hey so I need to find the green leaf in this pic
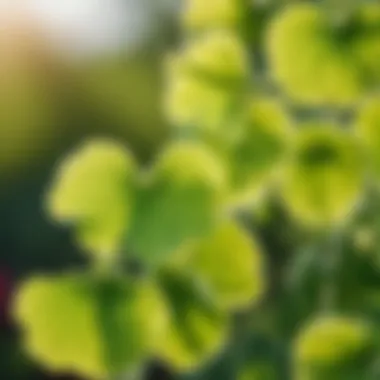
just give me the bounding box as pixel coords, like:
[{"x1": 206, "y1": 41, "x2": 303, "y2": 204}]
[
  {"x1": 13, "y1": 274, "x2": 168, "y2": 379},
  {"x1": 180, "y1": 221, "x2": 266, "y2": 311},
  {"x1": 225, "y1": 98, "x2": 290, "y2": 206},
  {"x1": 293, "y1": 316, "x2": 375, "y2": 380},
  {"x1": 156, "y1": 269, "x2": 229, "y2": 372},
  {"x1": 126, "y1": 142, "x2": 227, "y2": 265},
  {"x1": 165, "y1": 31, "x2": 249, "y2": 133},
  {"x1": 281, "y1": 125, "x2": 365, "y2": 226},
  {"x1": 356, "y1": 96, "x2": 380, "y2": 182},
  {"x1": 352, "y1": 4, "x2": 380, "y2": 82},
  {"x1": 182, "y1": 0, "x2": 245, "y2": 32},
  {"x1": 265, "y1": 3, "x2": 365, "y2": 105},
  {"x1": 46, "y1": 139, "x2": 136, "y2": 259}
]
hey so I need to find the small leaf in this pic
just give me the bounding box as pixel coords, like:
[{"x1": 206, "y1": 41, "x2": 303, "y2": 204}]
[
  {"x1": 13, "y1": 274, "x2": 168, "y2": 379},
  {"x1": 181, "y1": 221, "x2": 266, "y2": 311},
  {"x1": 46, "y1": 139, "x2": 135, "y2": 259},
  {"x1": 126, "y1": 142, "x2": 226, "y2": 265},
  {"x1": 156, "y1": 269, "x2": 229, "y2": 372}
]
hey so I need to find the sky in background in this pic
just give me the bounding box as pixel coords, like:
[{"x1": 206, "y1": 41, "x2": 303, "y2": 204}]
[{"x1": 1, "y1": 0, "x2": 178, "y2": 60}]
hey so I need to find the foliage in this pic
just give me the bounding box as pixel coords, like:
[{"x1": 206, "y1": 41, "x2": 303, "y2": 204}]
[{"x1": 12, "y1": 1, "x2": 380, "y2": 380}]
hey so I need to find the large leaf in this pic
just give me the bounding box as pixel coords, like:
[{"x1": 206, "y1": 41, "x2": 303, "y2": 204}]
[
  {"x1": 156, "y1": 269, "x2": 229, "y2": 372},
  {"x1": 280, "y1": 126, "x2": 365, "y2": 226},
  {"x1": 180, "y1": 221, "x2": 266, "y2": 310},
  {"x1": 13, "y1": 274, "x2": 168, "y2": 379},
  {"x1": 265, "y1": 3, "x2": 366, "y2": 105},
  {"x1": 46, "y1": 139, "x2": 135, "y2": 259},
  {"x1": 126, "y1": 142, "x2": 226, "y2": 265}
]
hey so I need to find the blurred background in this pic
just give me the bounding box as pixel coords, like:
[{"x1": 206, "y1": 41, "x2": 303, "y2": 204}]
[
  {"x1": 4, "y1": 1, "x2": 380, "y2": 380},
  {"x1": 0, "y1": 1, "x2": 178, "y2": 378}
]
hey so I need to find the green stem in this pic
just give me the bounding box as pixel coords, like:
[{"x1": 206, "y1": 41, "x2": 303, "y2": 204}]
[
  {"x1": 92, "y1": 252, "x2": 121, "y2": 277},
  {"x1": 319, "y1": 228, "x2": 343, "y2": 312}
]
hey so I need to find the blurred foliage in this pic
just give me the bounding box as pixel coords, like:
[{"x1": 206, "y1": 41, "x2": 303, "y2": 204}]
[{"x1": 5, "y1": 1, "x2": 380, "y2": 380}]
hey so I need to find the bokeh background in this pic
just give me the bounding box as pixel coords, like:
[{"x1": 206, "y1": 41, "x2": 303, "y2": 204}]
[
  {"x1": 3, "y1": 1, "x2": 380, "y2": 380},
  {"x1": 0, "y1": 1, "x2": 177, "y2": 378}
]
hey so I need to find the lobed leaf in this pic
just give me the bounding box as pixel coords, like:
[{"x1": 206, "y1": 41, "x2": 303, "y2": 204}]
[
  {"x1": 13, "y1": 274, "x2": 168, "y2": 379},
  {"x1": 46, "y1": 139, "x2": 135, "y2": 259},
  {"x1": 126, "y1": 142, "x2": 227, "y2": 265}
]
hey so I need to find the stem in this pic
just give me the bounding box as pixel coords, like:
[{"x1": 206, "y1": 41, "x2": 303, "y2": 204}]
[
  {"x1": 319, "y1": 228, "x2": 343, "y2": 312},
  {"x1": 92, "y1": 251, "x2": 121, "y2": 277}
]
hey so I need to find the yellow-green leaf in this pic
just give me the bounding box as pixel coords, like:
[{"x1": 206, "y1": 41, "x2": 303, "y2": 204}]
[
  {"x1": 13, "y1": 274, "x2": 168, "y2": 379},
  {"x1": 182, "y1": 0, "x2": 244, "y2": 32},
  {"x1": 165, "y1": 31, "x2": 249, "y2": 132},
  {"x1": 225, "y1": 98, "x2": 290, "y2": 205},
  {"x1": 180, "y1": 221, "x2": 266, "y2": 310},
  {"x1": 126, "y1": 142, "x2": 227, "y2": 265},
  {"x1": 156, "y1": 269, "x2": 229, "y2": 371},
  {"x1": 281, "y1": 126, "x2": 364, "y2": 226},
  {"x1": 266, "y1": 4, "x2": 364, "y2": 105},
  {"x1": 352, "y1": 3, "x2": 380, "y2": 81},
  {"x1": 46, "y1": 139, "x2": 135, "y2": 259},
  {"x1": 356, "y1": 96, "x2": 380, "y2": 182},
  {"x1": 293, "y1": 316, "x2": 374, "y2": 380}
]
